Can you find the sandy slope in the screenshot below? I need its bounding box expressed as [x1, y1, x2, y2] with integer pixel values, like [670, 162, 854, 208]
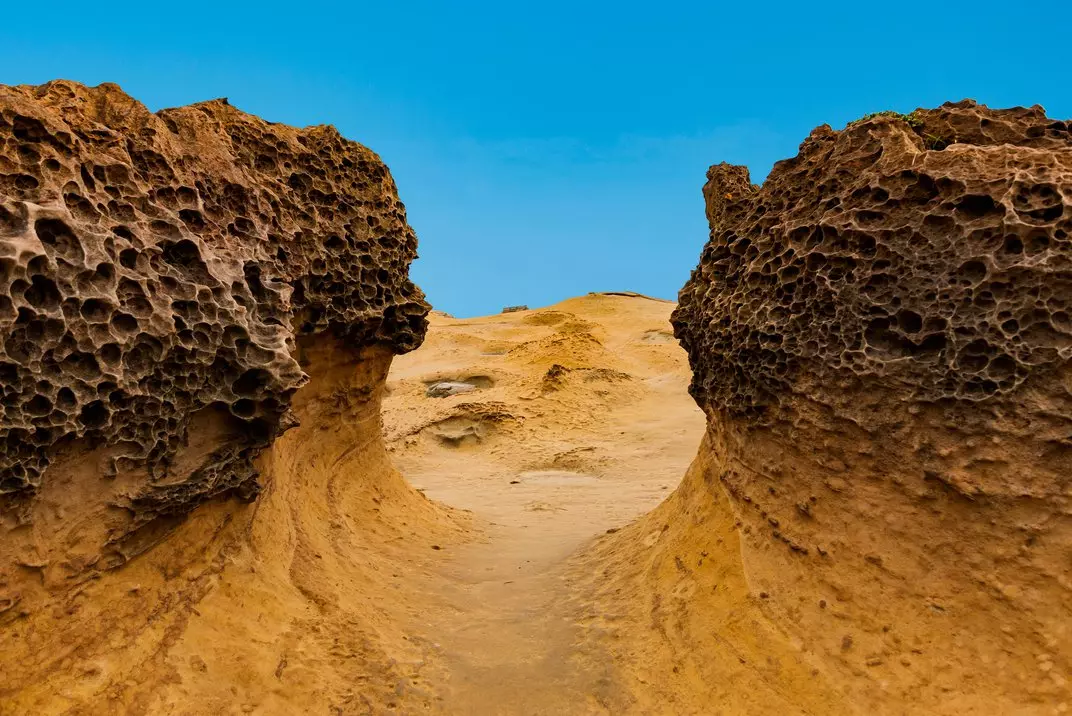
[379, 293, 844, 714]
[0, 341, 470, 715]
[380, 293, 707, 713]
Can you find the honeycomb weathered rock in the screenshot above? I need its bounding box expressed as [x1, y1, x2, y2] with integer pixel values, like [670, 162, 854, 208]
[0, 80, 429, 513]
[675, 100, 1072, 416]
[672, 100, 1072, 709]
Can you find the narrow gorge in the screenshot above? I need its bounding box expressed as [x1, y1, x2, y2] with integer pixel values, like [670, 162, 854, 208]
[1, 83, 1069, 715]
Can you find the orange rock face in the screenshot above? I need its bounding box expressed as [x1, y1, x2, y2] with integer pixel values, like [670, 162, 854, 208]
[673, 101, 1072, 710]
[0, 80, 427, 518]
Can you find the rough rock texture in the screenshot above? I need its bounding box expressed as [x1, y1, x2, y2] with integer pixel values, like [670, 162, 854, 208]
[0, 81, 443, 711]
[678, 101, 1072, 413]
[673, 101, 1072, 711]
[0, 80, 428, 517]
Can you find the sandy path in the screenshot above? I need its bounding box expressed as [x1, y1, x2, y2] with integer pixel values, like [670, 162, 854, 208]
[410, 477, 619, 713]
[381, 294, 706, 713]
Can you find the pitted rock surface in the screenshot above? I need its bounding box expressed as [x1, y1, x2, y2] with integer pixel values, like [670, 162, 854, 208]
[0, 80, 429, 508]
[670, 100, 1072, 710]
[674, 100, 1072, 418]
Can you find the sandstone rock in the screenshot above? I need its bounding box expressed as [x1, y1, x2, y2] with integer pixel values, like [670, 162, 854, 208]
[676, 101, 1072, 414]
[425, 380, 478, 398]
[0, 79, 428, 521]
[0, 83, 436, 709]
[673, 100, 1072, 709]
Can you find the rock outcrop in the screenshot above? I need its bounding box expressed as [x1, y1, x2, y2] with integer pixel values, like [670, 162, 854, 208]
[0, 79, 426, 522]
[0, 79, 431, 648]
[672, 101, 1072, 711]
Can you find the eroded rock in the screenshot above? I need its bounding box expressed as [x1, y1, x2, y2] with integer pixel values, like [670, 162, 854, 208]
[0, 79, 428, 525]
[676, 101, 1072, 413]
[673, 101, 1072, 709]
[425, 381, 478, 398]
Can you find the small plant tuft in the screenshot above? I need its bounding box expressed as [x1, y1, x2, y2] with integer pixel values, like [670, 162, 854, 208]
[849, 110, 924, 129]
[848, 110, 954, 149]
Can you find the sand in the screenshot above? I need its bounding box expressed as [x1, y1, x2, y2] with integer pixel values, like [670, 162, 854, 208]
[379, 293, 707, 713]
[376, 293, 846, 714]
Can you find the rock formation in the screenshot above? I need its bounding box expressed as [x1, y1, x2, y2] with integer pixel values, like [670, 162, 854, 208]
[671, 101, 1072, 711]
[0, 81, 436, 708]
[4, 81, 1071, 713]
[0, 78, 426, 517]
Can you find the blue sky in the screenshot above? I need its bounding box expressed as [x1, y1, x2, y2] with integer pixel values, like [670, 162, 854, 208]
[2, 1, 1069, 316]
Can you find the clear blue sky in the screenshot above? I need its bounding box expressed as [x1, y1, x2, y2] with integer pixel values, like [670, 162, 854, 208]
[2, 2, 1069, 317]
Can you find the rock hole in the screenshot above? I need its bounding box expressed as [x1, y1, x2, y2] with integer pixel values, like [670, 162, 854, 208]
[24, 395, 52, 417]
[56, 387, 76, 409]
[233, 368, 272, 397]
[119, 248, 139, 269]
[34, 218, 84, 263]
[160, 239, 213, 284]
[110, 312, 139, 335]
[24, 275, 61, 310]
[12, 115, 48, 143]
[178, 208, 206, 231]
[78, 400, 110, 429]
[80, 298, 112, 322]
[231, 399, 256, 419]
[954, 195, 1000, 219]
[896, 310, 923, 333]
[62, 351, 101, 381]
[958, 260, 988, 283]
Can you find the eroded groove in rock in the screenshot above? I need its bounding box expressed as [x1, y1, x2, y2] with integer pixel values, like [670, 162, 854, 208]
[0, 80, 428, 515]
[672, 101, 1072, 710]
